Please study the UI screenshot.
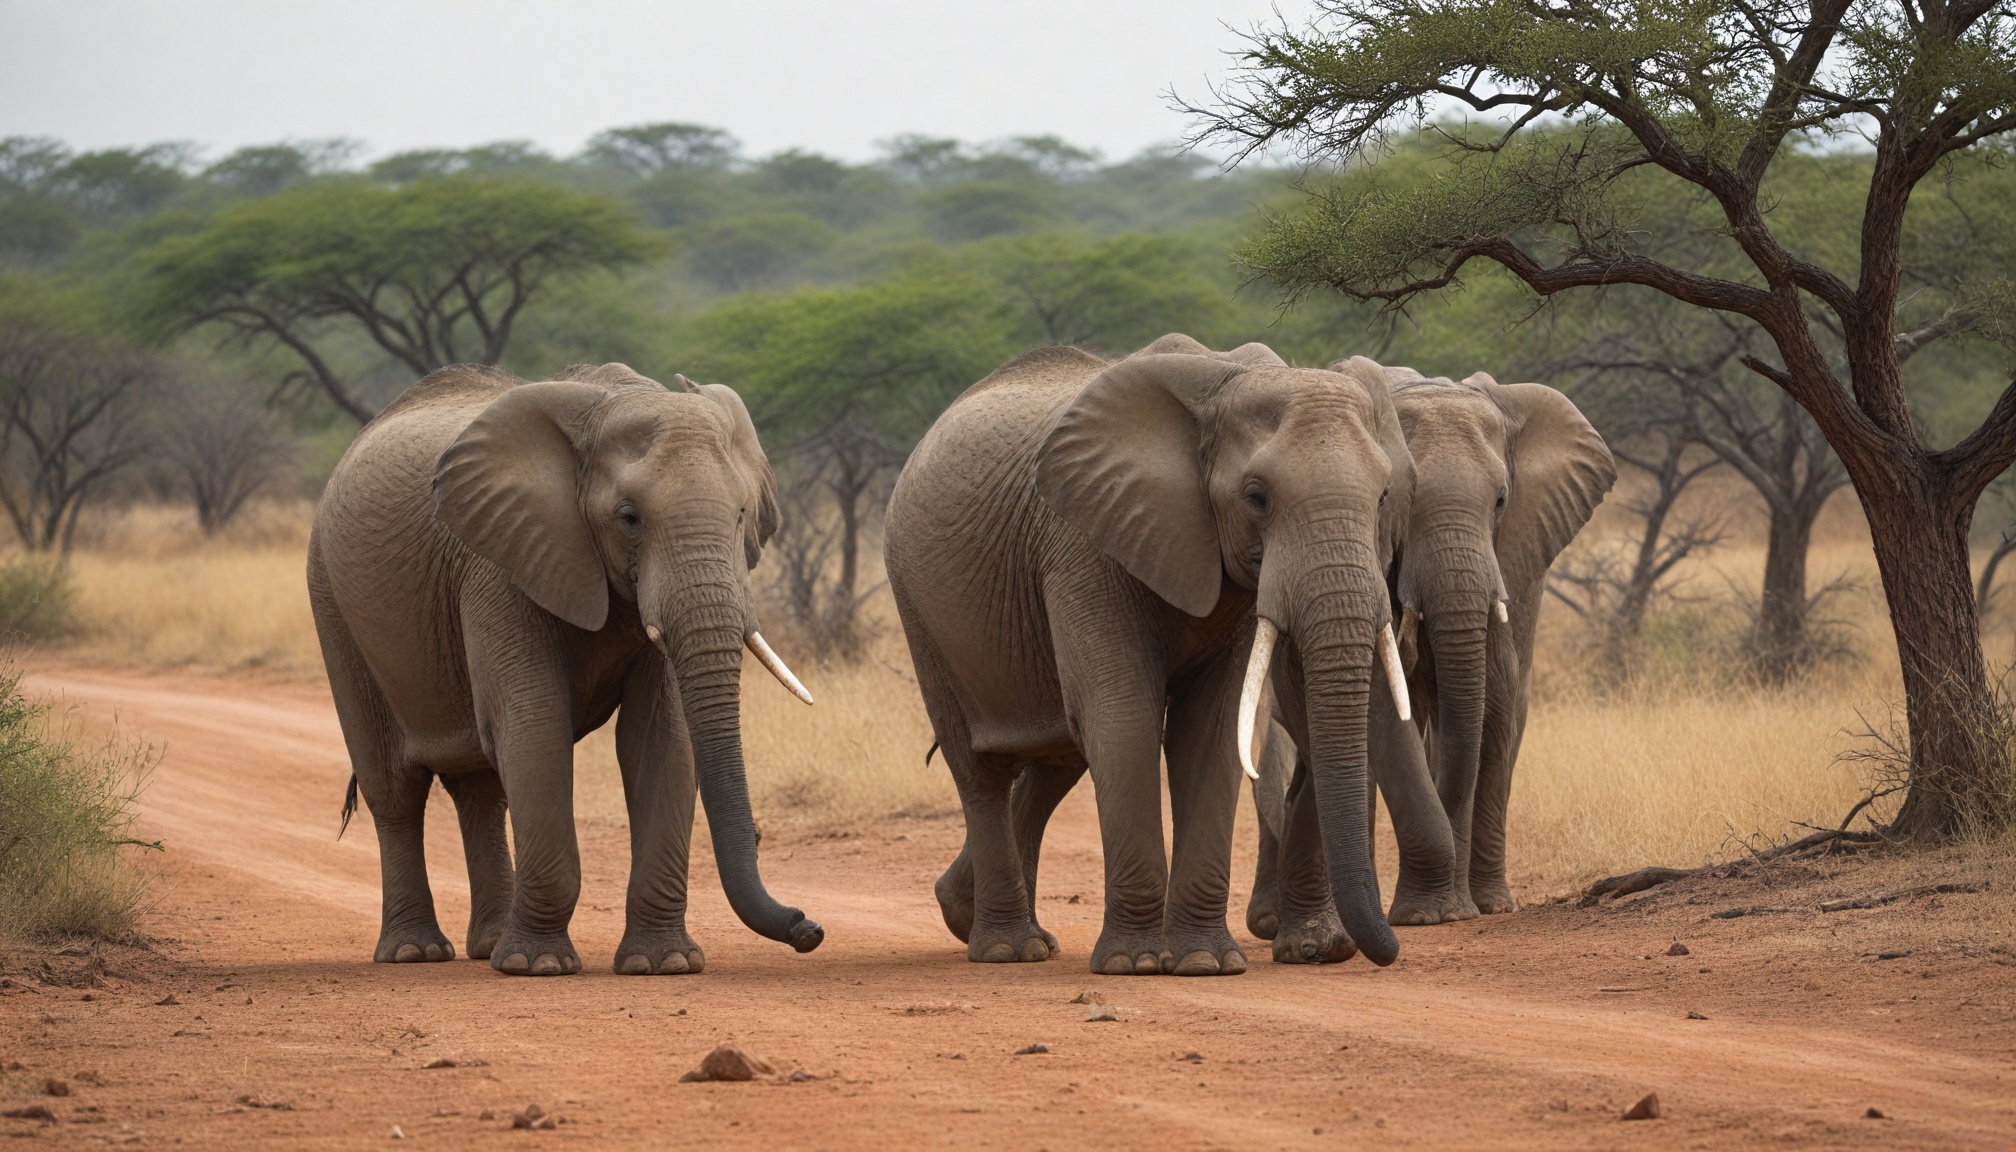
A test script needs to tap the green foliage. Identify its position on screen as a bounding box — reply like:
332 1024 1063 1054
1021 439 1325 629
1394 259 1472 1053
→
139 176 662 420
974 231 1235 352
680 264 1019 447
682 211 837 291
0 662 155 941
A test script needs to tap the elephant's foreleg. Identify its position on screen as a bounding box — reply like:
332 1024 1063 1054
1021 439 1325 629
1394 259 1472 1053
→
1245 722 1294 939
1161 659 1250 976
1011 761 1085 954
1467 645 1530 915
612 655 707 975
1371 673 1469 925
1270 756 1356 964
440 769 513 958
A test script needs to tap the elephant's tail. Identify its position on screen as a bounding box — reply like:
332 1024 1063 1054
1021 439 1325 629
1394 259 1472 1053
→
337 774 359 840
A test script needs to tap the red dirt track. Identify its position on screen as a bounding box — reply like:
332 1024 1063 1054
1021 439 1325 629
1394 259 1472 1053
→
4 664 2013 1149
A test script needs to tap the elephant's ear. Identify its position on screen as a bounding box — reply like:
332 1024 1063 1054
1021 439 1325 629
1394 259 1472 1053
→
1494 380 1617 595
434 380 610 632
1036 353 1244 617
1331 357 1416 575
1130 332 1215 358
693 381 780 568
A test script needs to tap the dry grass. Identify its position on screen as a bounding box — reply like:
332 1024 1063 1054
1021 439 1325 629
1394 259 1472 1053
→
58 501 321 673
35 486 2016 899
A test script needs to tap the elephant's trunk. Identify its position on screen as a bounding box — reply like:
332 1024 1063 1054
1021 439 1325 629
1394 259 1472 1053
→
1415 528 1498 879
665 558 823 953
1283 550 1398 967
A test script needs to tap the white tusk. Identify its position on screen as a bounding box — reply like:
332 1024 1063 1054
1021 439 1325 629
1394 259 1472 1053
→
645 624 667 653
1378 623 1413 723
1495 600 1509 624
1236 617 1278 781
746 631 814 705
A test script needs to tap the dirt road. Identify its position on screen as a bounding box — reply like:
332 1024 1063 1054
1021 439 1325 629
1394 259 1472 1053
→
4 664 2013 1150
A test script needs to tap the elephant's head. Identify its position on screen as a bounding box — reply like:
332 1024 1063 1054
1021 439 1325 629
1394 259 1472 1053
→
430 363 821 953
1373 364 1613 856
1035 336 1414 964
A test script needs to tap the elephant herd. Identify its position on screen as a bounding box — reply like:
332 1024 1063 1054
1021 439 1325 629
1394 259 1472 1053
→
308 336 1614 979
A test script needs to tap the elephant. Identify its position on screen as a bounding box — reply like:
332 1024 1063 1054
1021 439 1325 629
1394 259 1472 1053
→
308 361 824 977
884 334 1423 974
1246 361 1614 925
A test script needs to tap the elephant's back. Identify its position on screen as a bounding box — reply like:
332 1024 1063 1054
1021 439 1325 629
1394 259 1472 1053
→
313 369 511 705
888 347 1102 556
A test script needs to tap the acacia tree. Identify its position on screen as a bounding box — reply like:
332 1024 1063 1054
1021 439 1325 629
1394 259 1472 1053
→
0 315 159 552
1198 0 2016 838
141 177 659 423
1558 301 1851 682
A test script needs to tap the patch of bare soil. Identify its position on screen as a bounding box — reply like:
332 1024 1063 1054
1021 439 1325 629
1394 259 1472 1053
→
3 663 2013 1150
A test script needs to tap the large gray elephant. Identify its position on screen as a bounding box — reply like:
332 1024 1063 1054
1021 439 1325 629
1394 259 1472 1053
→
884 335 1422 974
1248 362 1613 927
1381 365 1614 916
309 362 823 976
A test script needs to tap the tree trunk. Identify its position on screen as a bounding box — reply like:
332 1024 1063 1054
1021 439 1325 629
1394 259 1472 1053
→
1855 460 2005 840
1752 496 1815 685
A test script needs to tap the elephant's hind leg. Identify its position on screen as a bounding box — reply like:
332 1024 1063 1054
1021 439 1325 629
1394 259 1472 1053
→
936 760 1079 952
311 568 453 965
611 657 706 976
441 770 513 958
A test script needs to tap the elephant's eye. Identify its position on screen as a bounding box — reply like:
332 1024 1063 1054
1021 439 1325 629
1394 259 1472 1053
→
1495 490 1507 510
1241 483 1270 516
617 502 641 530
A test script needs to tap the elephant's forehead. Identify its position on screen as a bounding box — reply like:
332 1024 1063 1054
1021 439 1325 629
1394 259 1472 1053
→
597 391 730 458
1396 385 1505 446
1230 366 1377 431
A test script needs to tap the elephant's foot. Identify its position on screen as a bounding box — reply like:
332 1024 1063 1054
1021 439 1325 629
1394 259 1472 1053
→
490 927 581 976
1245 884 1280 940
1164 925 1249 977
1090 925 1166 976
465 909 510 960
934 859 976 944
614 927 706 975
1388 880 1476 926
967 920 1055 964
1269 907 1355 965
374 921 455 964
1470 877 1516 916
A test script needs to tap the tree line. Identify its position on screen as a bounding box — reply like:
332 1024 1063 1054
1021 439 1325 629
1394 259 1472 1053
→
2 107 2014 727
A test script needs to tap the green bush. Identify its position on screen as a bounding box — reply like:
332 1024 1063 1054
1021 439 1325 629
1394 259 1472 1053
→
0 663 154 941
0 557 75 639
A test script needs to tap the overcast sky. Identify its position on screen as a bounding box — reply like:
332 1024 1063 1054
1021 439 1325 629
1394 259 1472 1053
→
0 1 1315 164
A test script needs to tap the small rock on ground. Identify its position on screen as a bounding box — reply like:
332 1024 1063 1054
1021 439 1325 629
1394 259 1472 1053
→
41 1080 68 1098
1013 1042 1049 1055
1068 990 1105 1005
679 1043 775 1082
1665 942 1690 956
1622 1093 1662 1121
1084 1004 1118 1022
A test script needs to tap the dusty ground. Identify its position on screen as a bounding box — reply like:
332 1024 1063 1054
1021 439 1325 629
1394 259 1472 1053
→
3 662 2014 1150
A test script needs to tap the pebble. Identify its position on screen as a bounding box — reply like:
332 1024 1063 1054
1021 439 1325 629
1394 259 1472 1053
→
1013 1042 1049 1055
1622 1093 1662 1121
679 1043 775 1082
1665 942 1690 956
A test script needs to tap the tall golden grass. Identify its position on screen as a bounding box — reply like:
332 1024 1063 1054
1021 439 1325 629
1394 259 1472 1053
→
33 484 2013 895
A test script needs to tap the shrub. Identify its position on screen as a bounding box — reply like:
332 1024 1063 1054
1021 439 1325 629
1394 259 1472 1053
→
0 556 74 639
0 662 155 940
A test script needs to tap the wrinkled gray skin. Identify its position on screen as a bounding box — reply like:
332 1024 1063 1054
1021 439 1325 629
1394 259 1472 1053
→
1249 365 1614 925
309 362 822 977
886 335 1416 973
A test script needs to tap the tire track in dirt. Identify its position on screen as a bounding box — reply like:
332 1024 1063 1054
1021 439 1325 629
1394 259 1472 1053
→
6 664 2013 1150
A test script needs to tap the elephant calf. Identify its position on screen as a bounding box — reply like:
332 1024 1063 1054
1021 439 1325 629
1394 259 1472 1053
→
886 335 1419 974
310 362 821 976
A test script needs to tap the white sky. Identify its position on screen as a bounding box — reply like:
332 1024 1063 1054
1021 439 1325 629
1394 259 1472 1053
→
0 0 1314 164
